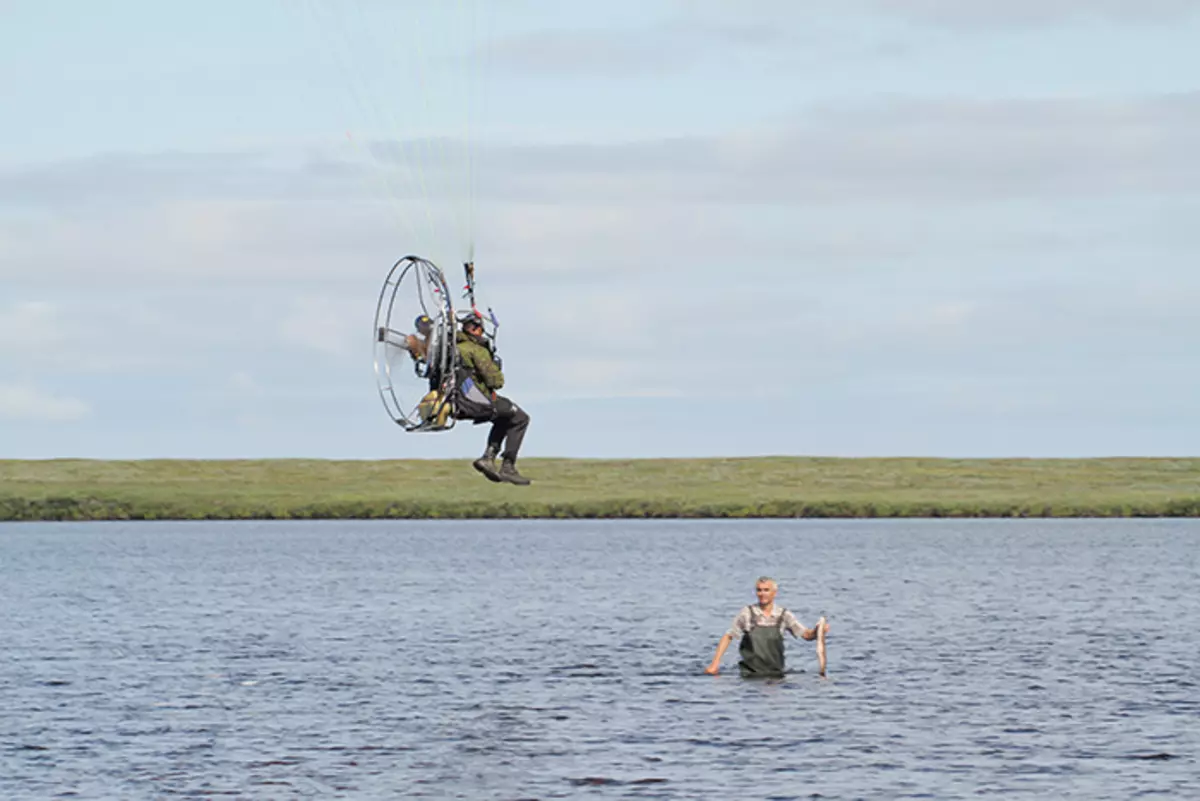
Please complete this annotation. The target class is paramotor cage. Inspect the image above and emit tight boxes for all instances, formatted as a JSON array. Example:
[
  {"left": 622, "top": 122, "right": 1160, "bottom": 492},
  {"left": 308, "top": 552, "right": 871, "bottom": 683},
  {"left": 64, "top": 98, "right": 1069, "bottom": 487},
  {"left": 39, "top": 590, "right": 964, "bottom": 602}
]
[{"left": 373, "top": 255, "right": 458, "bottom": 432}]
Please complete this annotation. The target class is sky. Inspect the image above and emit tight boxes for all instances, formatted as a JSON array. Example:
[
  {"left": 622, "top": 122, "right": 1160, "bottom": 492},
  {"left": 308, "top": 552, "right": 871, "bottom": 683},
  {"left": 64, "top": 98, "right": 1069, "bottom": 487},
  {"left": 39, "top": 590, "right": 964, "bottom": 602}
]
[{"left": 2, "top": 0, "right": 1199, "bottom": 460}]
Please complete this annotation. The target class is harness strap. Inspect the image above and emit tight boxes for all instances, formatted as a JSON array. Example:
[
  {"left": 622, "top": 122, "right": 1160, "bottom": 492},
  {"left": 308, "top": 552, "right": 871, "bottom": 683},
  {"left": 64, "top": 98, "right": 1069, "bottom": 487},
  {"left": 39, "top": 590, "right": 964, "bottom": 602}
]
[{"left": 746, "top": 605, "right": 790, "bottom": 632}]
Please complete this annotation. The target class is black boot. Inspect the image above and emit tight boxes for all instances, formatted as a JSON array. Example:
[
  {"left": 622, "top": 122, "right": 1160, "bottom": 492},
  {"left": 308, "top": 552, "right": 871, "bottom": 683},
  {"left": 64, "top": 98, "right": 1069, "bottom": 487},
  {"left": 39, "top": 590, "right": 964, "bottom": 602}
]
[
  {"left": 472, "top": 446, "right": 502, "bottom": 482},
  {"left": 498, "top": 456, "right": 531, "bottom": 486}
]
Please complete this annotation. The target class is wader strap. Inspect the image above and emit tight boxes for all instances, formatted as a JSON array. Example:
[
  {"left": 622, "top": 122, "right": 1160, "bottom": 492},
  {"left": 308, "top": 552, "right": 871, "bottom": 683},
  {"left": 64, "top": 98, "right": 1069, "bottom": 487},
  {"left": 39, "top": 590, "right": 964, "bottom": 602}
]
[{"left": 777, "top": 608, "right": 788, "bottom": 630}]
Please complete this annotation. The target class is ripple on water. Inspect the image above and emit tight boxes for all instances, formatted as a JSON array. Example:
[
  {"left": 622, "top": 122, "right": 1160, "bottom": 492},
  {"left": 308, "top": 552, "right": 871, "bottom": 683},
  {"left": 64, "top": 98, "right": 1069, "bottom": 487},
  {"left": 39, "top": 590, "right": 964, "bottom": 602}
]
[{"left": 1, "top": 519, "right": 1199, "bottom": 799}]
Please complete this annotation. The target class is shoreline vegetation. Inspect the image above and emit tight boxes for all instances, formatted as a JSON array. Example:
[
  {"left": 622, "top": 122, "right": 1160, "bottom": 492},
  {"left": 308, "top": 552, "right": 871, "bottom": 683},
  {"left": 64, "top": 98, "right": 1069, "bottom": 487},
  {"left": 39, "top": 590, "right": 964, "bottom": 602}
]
[{"left": 2, "top": 457, "right": 1198, "bottom": 521}]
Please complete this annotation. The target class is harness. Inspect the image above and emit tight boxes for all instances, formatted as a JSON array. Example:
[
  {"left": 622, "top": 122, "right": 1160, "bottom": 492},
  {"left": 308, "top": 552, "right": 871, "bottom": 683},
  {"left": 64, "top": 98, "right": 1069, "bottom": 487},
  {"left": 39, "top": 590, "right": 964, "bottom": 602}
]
[{"left": 738, "top": 605, "right": 789, "bottom": 679}]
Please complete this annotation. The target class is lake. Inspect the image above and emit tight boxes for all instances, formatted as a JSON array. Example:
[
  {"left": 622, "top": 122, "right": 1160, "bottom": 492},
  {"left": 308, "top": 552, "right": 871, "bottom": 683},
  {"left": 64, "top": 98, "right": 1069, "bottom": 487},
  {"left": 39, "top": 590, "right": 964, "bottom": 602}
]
[{"left": 2, "top": 519, "right": 1197, "bottom": 799}]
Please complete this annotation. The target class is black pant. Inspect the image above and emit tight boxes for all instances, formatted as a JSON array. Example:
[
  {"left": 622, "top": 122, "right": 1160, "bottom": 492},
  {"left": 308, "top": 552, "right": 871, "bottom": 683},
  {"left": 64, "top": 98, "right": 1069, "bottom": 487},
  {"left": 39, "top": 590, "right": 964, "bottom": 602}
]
[{"left": 486, "top": 395, "right": 530, "bottom": 461}]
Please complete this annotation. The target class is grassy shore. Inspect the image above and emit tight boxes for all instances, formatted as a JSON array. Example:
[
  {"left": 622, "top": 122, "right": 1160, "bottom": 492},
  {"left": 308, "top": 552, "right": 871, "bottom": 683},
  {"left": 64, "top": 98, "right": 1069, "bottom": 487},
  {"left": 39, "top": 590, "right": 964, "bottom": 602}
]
[{"left": 1, "top": 457, "right": 1198, "bottom": 520}]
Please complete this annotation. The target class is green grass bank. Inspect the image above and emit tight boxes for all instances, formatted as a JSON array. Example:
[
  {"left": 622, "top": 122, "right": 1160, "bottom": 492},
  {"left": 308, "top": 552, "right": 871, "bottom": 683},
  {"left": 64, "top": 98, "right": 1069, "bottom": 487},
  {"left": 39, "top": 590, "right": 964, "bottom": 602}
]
[{"left": 1, "top": 457, "right": 1198, "bottom": 520}]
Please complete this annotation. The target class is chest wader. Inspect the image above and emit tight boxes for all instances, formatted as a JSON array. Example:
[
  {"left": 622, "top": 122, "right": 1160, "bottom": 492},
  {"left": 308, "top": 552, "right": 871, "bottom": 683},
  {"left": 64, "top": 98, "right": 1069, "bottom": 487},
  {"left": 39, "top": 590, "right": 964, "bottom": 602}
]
[{"left": 738, "top": 606, "right": 788, "bottom": 679}]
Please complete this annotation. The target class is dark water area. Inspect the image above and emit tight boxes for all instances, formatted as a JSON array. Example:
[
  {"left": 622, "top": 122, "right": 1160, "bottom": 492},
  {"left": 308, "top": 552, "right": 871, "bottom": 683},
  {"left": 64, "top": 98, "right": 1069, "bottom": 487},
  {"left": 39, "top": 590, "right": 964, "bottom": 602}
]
[{"left": 1, "top": 519, "right": 1197, "bottom": 799}]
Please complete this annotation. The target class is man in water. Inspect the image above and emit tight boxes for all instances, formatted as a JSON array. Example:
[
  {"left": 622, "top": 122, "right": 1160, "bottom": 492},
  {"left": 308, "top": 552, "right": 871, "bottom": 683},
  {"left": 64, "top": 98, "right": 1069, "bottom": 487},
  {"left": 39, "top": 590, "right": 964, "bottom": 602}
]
[
  {"left": 704, "top": 577, "right": 829, "bottom": 678},
  {"left": 455, "top": 314, "right": 532, "bottom": 485}
]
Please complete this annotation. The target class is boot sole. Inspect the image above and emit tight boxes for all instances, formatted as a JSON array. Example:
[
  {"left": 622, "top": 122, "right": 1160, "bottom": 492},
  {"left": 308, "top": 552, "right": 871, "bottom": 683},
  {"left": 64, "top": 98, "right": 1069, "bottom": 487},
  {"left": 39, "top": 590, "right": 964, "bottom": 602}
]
[
  {"left": 473, "top": 461, "right": 503, "bottom": 483},
  {"left": 499, "top": 473, "right": 532, "bottom": 486}
]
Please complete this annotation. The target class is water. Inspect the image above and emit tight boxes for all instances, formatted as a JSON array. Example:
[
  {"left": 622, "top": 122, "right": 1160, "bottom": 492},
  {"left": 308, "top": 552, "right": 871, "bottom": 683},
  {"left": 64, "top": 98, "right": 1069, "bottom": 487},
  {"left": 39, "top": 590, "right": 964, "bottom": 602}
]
[{"left": 1, "top": 519, "right": 1197, "bottom": 799}]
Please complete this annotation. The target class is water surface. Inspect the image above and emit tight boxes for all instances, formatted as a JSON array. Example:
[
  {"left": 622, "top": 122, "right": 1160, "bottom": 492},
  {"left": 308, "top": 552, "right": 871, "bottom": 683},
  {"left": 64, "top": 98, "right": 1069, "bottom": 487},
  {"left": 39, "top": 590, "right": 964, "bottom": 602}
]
[{"left": 2, "top": 519, "right": 1197, "bottom": 798}]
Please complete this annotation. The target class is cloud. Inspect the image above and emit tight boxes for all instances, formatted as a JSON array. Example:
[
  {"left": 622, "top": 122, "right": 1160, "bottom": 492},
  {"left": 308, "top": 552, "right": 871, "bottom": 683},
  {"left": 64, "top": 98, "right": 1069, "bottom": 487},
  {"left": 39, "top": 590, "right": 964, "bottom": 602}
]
[
  {"left": 0, "top": 297, "right": 193, "bottom": 374},
  {"left": 3, "top": 92, "right": 1198, "bottom": 422},
  {"left": 0, "top": 301, "right": 67, "bottom": 356},
  {"left": 7, "top": 90, "right": 1198, "bottom": 237},
  {"left": 278, "top": 295, "right": 365, "bottom": 357},
  {"left": 676, "top": 0, "right": 1200, "bottom": 29},
  {"left": 228, "top": 370, "right": 264, "bottom": 396},
  {"left": 485, "top": 28, "right": 684, "bottom": 75},
  {"left": 0, "top": 150, "right": 283, "bottom": 209},
  {"left": 844, "top": 0, "right": 1200, "bottom": 28},
  {"left": 0, "top": 382, "right": 91, "bottom": 422},
  {"left": 0, "top": 197, "right": 401, "bottom": 286},
  {"left": 464, "top": 93, "right": 1200, "bottom": 205},
  {"left": 481, "top": 10, "right": 806, "bottom": 76}
]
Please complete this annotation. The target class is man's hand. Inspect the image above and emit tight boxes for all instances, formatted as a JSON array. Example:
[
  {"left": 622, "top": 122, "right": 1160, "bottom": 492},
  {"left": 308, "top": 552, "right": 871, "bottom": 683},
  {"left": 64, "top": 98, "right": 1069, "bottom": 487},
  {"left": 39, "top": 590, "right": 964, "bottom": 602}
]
[{"left": 704, "top": 662, "right": 720, "bottom": 675}]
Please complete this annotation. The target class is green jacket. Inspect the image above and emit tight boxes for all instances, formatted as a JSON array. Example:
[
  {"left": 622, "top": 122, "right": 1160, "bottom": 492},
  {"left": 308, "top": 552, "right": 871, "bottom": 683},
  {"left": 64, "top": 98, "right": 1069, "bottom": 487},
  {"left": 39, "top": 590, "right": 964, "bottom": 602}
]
[{"left": 456, "top": 330, "right": 504, "bottom": 393}]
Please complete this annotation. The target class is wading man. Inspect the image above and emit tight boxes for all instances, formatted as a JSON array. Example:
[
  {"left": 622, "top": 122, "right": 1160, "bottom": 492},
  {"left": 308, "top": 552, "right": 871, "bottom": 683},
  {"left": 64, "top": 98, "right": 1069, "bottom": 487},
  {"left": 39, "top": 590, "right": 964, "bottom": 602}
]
[{"left": 705, "top": 577, "right": 829, "bottom": 678}]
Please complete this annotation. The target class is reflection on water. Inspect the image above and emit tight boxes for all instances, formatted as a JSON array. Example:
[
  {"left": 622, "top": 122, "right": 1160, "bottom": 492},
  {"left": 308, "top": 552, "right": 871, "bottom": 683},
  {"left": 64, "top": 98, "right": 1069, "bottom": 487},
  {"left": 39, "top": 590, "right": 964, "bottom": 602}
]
[{"left": 1, "top": 519, "right": 1198, "bottom": 798}]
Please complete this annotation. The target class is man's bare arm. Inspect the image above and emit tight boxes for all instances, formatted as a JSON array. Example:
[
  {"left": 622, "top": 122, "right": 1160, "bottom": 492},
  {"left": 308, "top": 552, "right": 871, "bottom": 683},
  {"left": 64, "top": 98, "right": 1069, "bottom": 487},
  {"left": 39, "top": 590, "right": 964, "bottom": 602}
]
[{"left": 705, "top": 633, "right": 734, "bottom": 675}]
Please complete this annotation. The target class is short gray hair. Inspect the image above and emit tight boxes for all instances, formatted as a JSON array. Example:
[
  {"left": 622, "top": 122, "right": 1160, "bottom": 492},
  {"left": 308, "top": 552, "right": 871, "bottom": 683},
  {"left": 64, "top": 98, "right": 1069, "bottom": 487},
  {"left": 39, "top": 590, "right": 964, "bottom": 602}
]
[{"left": 755, "top": 576, "right": 777, "bottom": 589}]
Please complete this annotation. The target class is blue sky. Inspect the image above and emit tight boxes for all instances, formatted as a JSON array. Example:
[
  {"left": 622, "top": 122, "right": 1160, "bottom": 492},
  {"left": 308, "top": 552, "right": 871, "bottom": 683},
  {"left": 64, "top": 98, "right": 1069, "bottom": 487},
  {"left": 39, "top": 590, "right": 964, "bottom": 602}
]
[{"left": 2, "top": 0, "right": 1199, "bottom": 459}]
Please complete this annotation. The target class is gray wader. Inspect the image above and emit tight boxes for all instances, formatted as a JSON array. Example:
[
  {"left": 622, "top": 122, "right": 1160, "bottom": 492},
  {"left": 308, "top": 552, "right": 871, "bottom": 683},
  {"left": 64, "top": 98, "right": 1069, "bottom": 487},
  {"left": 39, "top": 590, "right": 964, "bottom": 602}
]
[{"left": 738, "top": 606, "right": 788, "bottom": 679}]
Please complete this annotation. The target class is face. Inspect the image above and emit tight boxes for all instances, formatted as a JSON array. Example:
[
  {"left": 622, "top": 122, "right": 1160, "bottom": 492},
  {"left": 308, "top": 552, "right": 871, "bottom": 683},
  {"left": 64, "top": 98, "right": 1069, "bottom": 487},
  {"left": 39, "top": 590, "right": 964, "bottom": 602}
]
[
  {"left": 465, "top": 322, "right": 482, "bottom": 337},
  {"left": 755, "top": 582, "right": 776, "bottom": 606}
]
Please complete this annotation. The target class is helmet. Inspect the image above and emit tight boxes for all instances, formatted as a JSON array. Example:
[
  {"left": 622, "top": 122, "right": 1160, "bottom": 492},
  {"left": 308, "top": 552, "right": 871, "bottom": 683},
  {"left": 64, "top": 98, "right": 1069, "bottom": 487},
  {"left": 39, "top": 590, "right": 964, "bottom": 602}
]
[
  {"left": 461, "top": 313, "right": 483, "bottom": 330},
  {"left": 413, "top": 314, "right": 433, "bottom": 334}
]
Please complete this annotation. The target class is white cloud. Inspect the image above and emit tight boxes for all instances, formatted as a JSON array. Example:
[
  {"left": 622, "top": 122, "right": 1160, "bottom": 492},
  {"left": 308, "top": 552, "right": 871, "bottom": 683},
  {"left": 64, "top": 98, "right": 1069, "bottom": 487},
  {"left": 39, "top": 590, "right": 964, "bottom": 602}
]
[
  {"left": 528, "top": 357, "right": 680, "bottom": 401},
  {"left": 486, "top": 28, "right": 684, "bottom": 75},
  {"left": 228, "top": 370, "right": 263, "bottom": 395},
  {"left": 6, "top": 91, "right": 1199, "bottom": 243},
  {"left": 481, "top": 10, "right": 809, "bottom": 76},
  {"left": 675, "top": 0, "right": 1200, "bottom": 29},
  {"left": 5, "top": 117, "right": 1197, "bottom": 410},
  {"left": 2, "top": 90, "right": 1198, "bottom": 448},
  {"left": 0, "top": 198, "right": 397, "bottom": 285},
  {"left": 0, "top": 301, "right": 66, "bottom": 355},
  {"left": 0, "top": 297, "right": 190, "bottom": 374},
  {"left": 845, "top": 0, "right": 1200, "bottom": 28},
  {"left": 0, "top": 382, "right": 90, "bottom": 422},
  {"left": 278, "top": 295, "right": 365, "bottom": 357},
  {"left": 478, "top": 93, "right": 1200, "bottom": 205}
]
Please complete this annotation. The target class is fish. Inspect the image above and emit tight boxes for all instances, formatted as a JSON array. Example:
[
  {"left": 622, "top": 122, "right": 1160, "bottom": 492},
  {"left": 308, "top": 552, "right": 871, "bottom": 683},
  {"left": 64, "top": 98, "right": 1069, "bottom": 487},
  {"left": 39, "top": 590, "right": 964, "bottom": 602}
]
[{"left": 816, "top": 615, "right": 827, "bottom": 677}]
